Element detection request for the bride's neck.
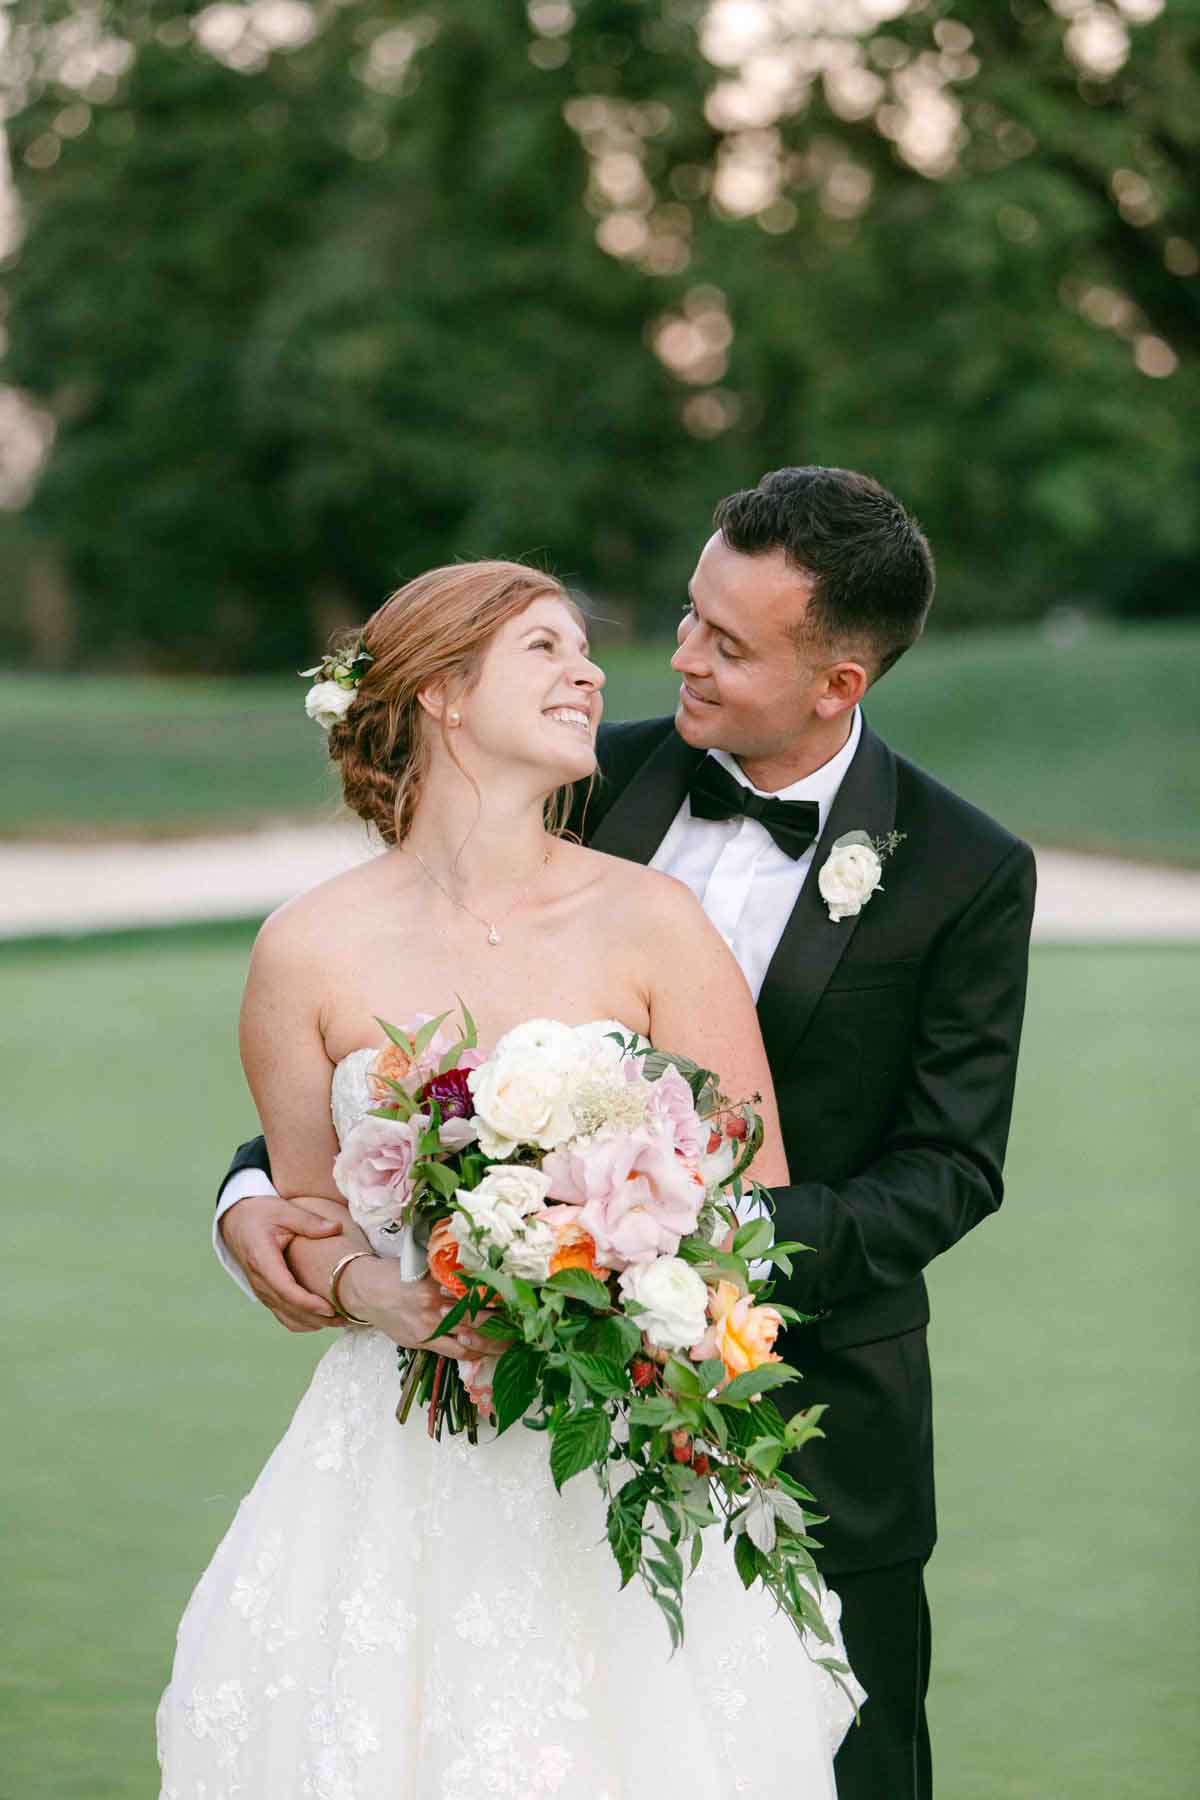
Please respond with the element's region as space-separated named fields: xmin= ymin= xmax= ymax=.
xmin=403 ymin=762 xmax=553 ymax=896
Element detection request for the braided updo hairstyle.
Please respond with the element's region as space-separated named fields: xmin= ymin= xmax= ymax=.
xmin=325 ymin=561 xmax=581 ymax=846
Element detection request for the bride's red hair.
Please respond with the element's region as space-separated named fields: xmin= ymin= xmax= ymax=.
xmin=326 ymin=560 xmax=584 ymax=846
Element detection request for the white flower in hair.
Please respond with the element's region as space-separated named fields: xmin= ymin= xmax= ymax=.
xmin=305 ymin=680 xmax=356 ymax=730
xmin=299 ymin=638 xmax=374 ymax=730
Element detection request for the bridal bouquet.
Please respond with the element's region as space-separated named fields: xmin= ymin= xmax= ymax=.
xmin=332 ymin=1004 xmax=842 ymax=1666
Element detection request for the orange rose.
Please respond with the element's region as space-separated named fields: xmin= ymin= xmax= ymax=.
xmin=427 ymin=1216 xmax=468 ymax=1298
xmin=691 ymin=1279 xmax=782 ymax=1384
xmin=369 ymin=1040 xmax=416 ymax=1100
xmin=547 ymin=1212 xmax=610 ymax=1279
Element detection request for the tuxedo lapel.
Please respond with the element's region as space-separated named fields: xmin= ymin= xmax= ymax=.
xmin=587 ymin=727 xmax=704 ymax=864
xmin=755 ymin=721 xmax=898 ymax=1074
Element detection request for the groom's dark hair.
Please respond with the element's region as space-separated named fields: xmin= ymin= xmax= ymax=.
xmin=713 ymin=466 xmax=935 ymax=679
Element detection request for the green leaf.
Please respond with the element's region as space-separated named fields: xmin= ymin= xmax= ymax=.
xmin=419 ymin=1288 xmax=475 ymax=1344
xmin=766 ymin=1489 xmax=810 ymax=1535
xmin=492 ymin=1343 xmax=542 ymax=1434
xmin=581 ymin=1314 xmax=642 ymax=1365
xmin=649 ymin=1535 xmax=684 ymax=1587
xmin=732 ymin=1216 xmax=773 ymax=1260
xmin=692 ymin=1357 xmax=726 ymax=1394
xmin=743 ymin=1491 xmax=777 ymax=1554
xmin=746 ymin=1438 xmax=785 ymax=1477
xmin=410 ymin=1011 xmax=453 ymax=1057
xmin=606 ymin=1497 xmax=642 ymax=1588
xmin=549 ymin=1406 xmax=611 ymax=1490
xmin=652 ymin=1588 xmax=685 ymax=1653
xmin=720 ymin=1362 xmax=799 ymax=1405
xmin=784 ymin=1403 xmax=829 ymax=1450
xmin=676 ymin=1249 xmax=749 ymax=1288
xmin=627 ymin=1395 xmax=685 ymax=1429
xmin=566 ymin=1353 xmax=628 ymax=1398
xmin=476 ymin=1314 xmax=517 ymax=1341
xmin=689 ymin=1532 xmax=705 ymax=1576
xmin=454 ymin=995 xmax=478 ymax=1049
xmin=411 ymin=1158 xmax=458 ymax=1199
xmin=369 ymin=1076 xmax=416 ymax=1118
xmin=376 ymin=1016 xmax=417 ymax=1054
xmin=663 ymin=1355 xmax=702 ymax=1397
xmin=733 ymin=1531 xmax=759 ymax=1590
xmin=543 ymin=1268 xmax=612 ymax=1309
xmin=437 ymin=1038 xmax=471 ymax=1075
xmin=700 ymin=1400 xmax=729 ymax=1448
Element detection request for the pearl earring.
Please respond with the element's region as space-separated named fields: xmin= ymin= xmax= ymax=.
xmin=448 ymin=710 xmax=461 ymax=726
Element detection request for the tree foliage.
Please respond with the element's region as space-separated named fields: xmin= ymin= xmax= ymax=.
xmin=2 ymin=0 xmax=1196 ymax=667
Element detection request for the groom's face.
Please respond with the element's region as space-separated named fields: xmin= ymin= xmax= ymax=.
xmin=671 ymin=533 xmax=838 ymax=761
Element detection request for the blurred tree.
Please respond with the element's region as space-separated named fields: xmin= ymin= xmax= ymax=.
xmin=1 ymin=0 xmax=1196 ymax=666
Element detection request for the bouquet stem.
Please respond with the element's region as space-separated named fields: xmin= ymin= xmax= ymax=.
xmin=395 ymin=1348 xmax=430 ymax=1426
xmin=427 ymin=1352 xmax=447 ymax=1438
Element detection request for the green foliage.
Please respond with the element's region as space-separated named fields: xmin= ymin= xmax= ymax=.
xmin=2 ymin=1 xmax=1197 ymax=669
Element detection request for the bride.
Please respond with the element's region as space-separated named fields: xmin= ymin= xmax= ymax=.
xmin=157 ymin=560 xmax=862 ymax=1798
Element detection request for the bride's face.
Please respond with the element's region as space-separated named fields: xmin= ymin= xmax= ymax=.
xmin=452 ymin=596 xmax=605 ymax=786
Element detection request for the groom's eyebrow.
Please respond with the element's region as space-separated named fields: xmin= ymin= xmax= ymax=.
xmin=687 ymin=586 xmax=750 ymax=652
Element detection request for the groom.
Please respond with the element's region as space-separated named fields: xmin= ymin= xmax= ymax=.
xmin=215 ymin=466 xmax=1035 ymax=1799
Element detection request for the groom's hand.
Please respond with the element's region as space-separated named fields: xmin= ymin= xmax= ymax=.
xmin=220 ymin=1194 xmax=345 ymax=1332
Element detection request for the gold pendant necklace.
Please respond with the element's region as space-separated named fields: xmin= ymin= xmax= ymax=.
xmin=407 ymin=842 xmax=552 ymax=946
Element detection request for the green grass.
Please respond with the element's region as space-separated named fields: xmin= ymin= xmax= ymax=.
xmin=1 ymin=933 xmax=1196 ymax=1797
xmin=3 ymin=621 xmax=1198 ymax=860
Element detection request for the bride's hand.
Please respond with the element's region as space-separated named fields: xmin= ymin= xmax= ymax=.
xmin=342 ymin=1261 xmax=497 ymax=1360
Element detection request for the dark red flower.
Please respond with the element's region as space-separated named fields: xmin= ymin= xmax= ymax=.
xmin=417 ymin=1068 xmax=475 ymax=1122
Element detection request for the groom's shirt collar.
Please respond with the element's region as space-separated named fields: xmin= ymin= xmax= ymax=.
xmin=649 ymin=708 xmax=862 ymax=1001
xmin=707 ymin=706 xmax=862 ymax=829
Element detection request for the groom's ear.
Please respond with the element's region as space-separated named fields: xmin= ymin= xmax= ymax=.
xmin=813 ymin=657 xmax=870 ymax=721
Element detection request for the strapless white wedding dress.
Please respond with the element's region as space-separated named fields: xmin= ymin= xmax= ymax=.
xmin=157 ymin=1029 xmax=864 ymax=1798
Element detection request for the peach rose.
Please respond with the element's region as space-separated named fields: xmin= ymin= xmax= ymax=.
xmin=543 ymin=1205 xmax=611 ymax=1279
xmin=691 ymin=1279 xmax=783 ymax=1384
xmin=427 ymin=1216 xmax=468 ymax=1298
xmin=369 ymin=1039 xmax=417 ymax=1099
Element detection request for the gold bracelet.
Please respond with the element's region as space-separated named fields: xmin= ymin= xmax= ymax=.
xmin=329 ymin=1249 xmax=377 ymax=1325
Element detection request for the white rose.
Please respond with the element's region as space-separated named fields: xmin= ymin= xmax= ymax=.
xmin=503 ymin=1215 xmax=556 ymax=1282
xmin=304 ymin=679 xmax=355 ymax=730
xmin=570 ymin=1019 xmax=633 ymax=1073
xmin=493 ymin=1018 xmax=581 ymax=1062
xmin=618 ymin=1255 xmax=709 ymax=1352
xmin=465 ymin=1165 xmax=551 ymax=1219
xmin=700 ymin=1134 xmax=736 ymax=1191
xmin=469 ymin=1044 xmax=579 ymax=1157
xmin=817 ymin=841 xmax=883 ymax=922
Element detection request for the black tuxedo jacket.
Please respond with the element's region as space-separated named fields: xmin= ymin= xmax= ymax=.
xmin=222 ymin=714 xmax=1035 ymax=1575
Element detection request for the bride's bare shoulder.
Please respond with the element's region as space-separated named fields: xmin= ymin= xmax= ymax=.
xmin=249 ymin=851 xmax=407 ymax=964
xmin=566 ymin=842 xmax=707 ymax=928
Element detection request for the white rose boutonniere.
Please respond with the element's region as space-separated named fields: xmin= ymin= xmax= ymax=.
xmin=818 ymin=829 xmax=905 ymax=923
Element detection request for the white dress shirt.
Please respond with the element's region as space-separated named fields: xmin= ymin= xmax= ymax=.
xmin=649 ymin=707 xmax=861 ymax=1000
xmin=214 ymin=709 xmax=862 ymax=1294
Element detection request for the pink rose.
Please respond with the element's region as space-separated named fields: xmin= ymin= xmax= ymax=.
xmin=333 ymin=1111 xmax=476 ymax=1238
xmin=543 ymin=1126 xmax=705 ymax=1270
xmin=460 ymin=1352 xmax=500 ymax=1420
xmin=644 ymin=1063 xmax=706 ymax=1162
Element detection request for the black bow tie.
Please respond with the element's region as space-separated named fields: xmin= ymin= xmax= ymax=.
xmin=687 ymin=758 xmax=820 ymax=861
